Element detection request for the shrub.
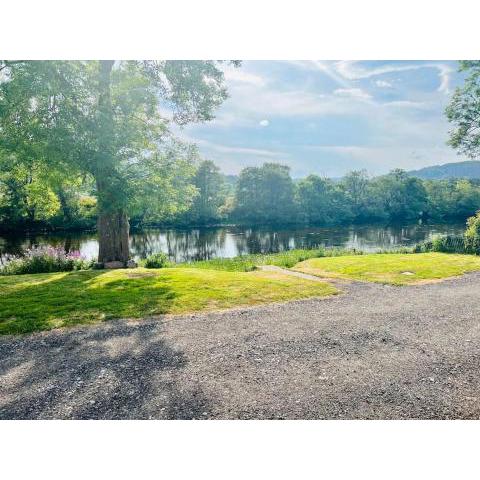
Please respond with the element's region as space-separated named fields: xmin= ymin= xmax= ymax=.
xmin=465 ymin=211 xmax=480 ymax=254
xmin=144 ymin=252 xmax=171 ymax=268
xmin=412 ymin=240 xmax=433 ymax=253
xmin=413 ymin=235 xmax=465 ymax=254
xmin=0 ymin=246 xmax=93 ymax=275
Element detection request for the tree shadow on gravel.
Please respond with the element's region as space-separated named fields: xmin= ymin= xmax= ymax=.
xmin=0 ymin=322 xmax=212 ymax=419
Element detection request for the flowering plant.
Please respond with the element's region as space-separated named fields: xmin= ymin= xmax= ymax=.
xmin=0 ymin=245 xmax=93 ymax=275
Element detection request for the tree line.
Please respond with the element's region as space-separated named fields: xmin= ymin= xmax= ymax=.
xmin=2 ymin=157 xmax=480 ymax=232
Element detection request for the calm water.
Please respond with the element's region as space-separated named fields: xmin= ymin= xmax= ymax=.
xmin=0 ymin=223 xmax=466 ymax=264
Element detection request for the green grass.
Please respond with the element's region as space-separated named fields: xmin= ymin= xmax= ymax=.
xmin=177 ymin=247 xmax=361 ymax=272
xmin=0 ymin=267 xmax=338 ymax=335
xmin=294 ymin=252 xmax=480 ymax=285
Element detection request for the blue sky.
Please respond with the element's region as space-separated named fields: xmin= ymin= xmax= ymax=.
xmin=177 ymin=60 xmax=467 ymax=178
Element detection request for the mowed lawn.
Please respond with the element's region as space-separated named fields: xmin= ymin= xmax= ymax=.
xmin=0 ymin=267 xmax=337 ymax=335
xmin=294 ymin=252 xmax=480 ymax=285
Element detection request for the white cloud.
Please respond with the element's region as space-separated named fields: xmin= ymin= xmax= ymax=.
xmin=334 ymin=60 xmax=453 ymax=94
xmin=224 ymin=67 xmax=267 ymax=87
xmin=436 ymin=64 xmax=453 ymax=94
xmin=286 ymin=60 xmax=350 ymax=87
xmin=333 ymin=88 xmax=371 ymax=100
xmin=212 ymin=75 xmax=426 ymax=129
xmin=182 ymin=136 xmax=282 ymax=158
xmin=178 ymin=61 xmax=461 ymax=176
xmin=375 ymin=80 xmax=392 ymax=88
xmin=382 ymin=100 xmax=429 ymax=109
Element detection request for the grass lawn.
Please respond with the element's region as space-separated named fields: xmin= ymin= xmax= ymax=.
xmin=294 ymin=252 xmax=480 ymax=285
xmin=0 ymin=267 xmax=337 ymax=335
xmin=176 ymin=247 xmax=358 ymax=272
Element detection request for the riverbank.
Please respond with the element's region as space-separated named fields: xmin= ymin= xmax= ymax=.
xmin=2 ymin=251 xmax=480 ymax=335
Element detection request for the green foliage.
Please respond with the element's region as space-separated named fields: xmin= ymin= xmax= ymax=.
xmin=143 ymin=252 xmax=171 ymax=268
xmin=413 ymin=235 xmax=466 ymax=254
xmin=128 ymin=141 xmax=199 ymax=225
xmin=0 ymin=60 xmax=234 ymax=258
xmin=186 ymin=160 xmax=227 ymax=224
xmin=233 ymin=163 xmax=296 ymax=224
xmin=464 ymin=211 xmax=480 ymax=254
xmin=0 ymin=153 xmax=61 ymax=226
xmin=77 ymin=195 xmax=97 ymax=221
xmin=446 ymin=61 xmax=480 ymax=158
xmin=369 ymin=169 xmax=428 ymax=222
xmin=25 ymin=181 xmax=61 ymax=220
xmin=297 ymin=175 xmax=353 ymax=224
xmin=424 ymin=179 xmax=480 ymax=220
xmin=2 ymin=156 xmax=480 ymax=231
xmin=339 ymin=170 xmax=378 ymax=221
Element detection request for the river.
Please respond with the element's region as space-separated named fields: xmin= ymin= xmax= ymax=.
xmin=0 ymin=222 xmax=467 ymax=264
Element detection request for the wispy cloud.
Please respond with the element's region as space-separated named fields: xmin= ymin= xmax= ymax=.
xmin=334 ymin=88 xmax=371 ymax=100
xmin=334 ymin=60 xmax=453 ymax=94
xmin=223 ymin=67 xmax=267 ymax=87
xmin=179 ymin=60 xmax=464 ymax=176
xmin=382 ymin=100 xmax=429 ymax=109
xmin=182 ymin=136 xmax=283 ymax=158
xmin=286 ymin=60 xmax=351 ymax=87
xmin=375 ymin=80 xmax=392 ymax=88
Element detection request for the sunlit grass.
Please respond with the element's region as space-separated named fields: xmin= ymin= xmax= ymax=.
xmin=177 ymin=247 xmax=361 ymax=272
xmin=294 ymin=252 xmax=480 ymax=285
xmin=0 ymin=267 xmax=337 ymax=335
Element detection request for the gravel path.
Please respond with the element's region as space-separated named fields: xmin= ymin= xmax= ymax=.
xmin=1 ymin=272 xmax=480 ymax=419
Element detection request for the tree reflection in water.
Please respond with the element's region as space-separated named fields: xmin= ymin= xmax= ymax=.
xmin=0 ymin=222 xmax=467 ymax=264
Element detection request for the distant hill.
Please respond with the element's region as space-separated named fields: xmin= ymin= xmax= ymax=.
xmin=409 ymin=161 xmax=480 ymax=180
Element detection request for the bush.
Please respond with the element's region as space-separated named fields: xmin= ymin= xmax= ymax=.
xmin=144 ymin=252 xmax=171 ymax=268
xmin=465 ymin=211 xmax=480 ymax=254
xmin=413 ymin=235 xmax=465 ymax=254
xmin=0 ymin=246 xmax=93 ymax=275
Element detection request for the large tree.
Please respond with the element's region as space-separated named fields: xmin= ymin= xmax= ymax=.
xmin=233 ymin=163 xmax=296 ymax=224
xmin=188 ymin=160 xmax=226 ymax=225
xmin=446 ymin=61 xmax=480 ymax=158
xmin=370 ymin=169 xmax=427 ymax=222
xmin=0 ymin=60 xmax=235 ymax=265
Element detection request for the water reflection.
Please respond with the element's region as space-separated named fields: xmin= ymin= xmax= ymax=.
xmin=0 ymin=222 xmax=467 ymax=264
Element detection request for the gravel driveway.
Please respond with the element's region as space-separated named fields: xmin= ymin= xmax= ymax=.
xmin=1 ymin=272 xmax=480 ymax=419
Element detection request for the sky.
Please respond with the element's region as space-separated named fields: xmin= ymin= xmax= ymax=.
xmin=176 ymin=60 xmax=468 ymax=178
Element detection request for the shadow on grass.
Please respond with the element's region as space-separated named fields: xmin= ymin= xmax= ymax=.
xmin=0 ymin=270 xmax=177 ymax=335
xmin=0 ymin=321 xmax=212 ymax=419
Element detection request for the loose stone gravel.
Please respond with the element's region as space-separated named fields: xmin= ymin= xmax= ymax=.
xmin=1 ymin=272 xmax=480 ymax=419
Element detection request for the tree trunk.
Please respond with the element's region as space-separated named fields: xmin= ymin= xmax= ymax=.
xmin=57 ymin=188 xmax=72 ymax=224
xmin=97 ymin=207 xmax=130 ymax=264
xmin=94 ymin=60 xmax=131 ymax=266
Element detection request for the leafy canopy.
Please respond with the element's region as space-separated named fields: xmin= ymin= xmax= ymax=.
xmin=446 ymin=61 xmax=480 ymax=158
xmin=0 ymin=60 xmax=234 ymax=219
